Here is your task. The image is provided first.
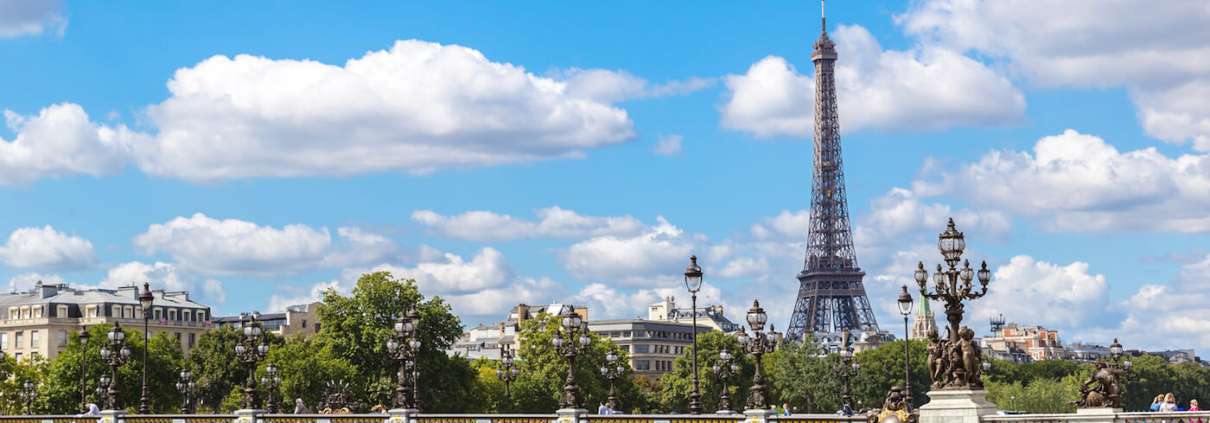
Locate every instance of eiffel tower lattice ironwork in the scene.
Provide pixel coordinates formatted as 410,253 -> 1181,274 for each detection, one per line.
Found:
786,1 -> 879,341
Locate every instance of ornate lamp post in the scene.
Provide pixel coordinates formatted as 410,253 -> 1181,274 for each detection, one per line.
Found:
138,282 -> 155,414
235,312 -> 269,409
497,343 -> 519,400
914,218 -> 992,390
600,349 -> 625,411
78,328 -> 90,412
176,369 -> 196,414
388,307 -> 421,410
836,330 -> 859,416
712,348 -> 741,414
1076,338 -> 1131,409
736,300 -> 775,411
99,322 -> 131,410
552,306 -> 591,410
262,363 -> 282,413
683,256 -> 705,414
20,380 -> 37,414
97,376 -> 112,410
896,285 -> 914,405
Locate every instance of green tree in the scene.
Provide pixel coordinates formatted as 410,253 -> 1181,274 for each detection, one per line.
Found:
316,271 -> 477,412
34,324 -> 183,413
852,340 -> 930,410
0,355 -> 49,414
764,338 -> 838,413
186,326 -> 246,412
261,334 -> 357,411
659,331 -> 750,413
511,313 -> 638,413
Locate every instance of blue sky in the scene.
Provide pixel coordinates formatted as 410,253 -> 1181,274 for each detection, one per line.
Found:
2,0 -> 1209,351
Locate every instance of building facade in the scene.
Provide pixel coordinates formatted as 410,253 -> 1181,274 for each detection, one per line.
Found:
588,319 -> 712,377
981,322 -> 1066,361
212,301 -> 323,337
0,281 -> 212,361
647,296 -> 741,333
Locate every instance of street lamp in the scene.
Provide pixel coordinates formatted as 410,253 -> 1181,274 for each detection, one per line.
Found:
683,255 -> 705,414
497,343 -> 519,400
176,369 -> 196,414
99,322 -> 131,410
78,328 -> 90,413
235,312 -> 269,409
712,348 -> 741,414
388,307 -> 421,410
737,300 -> 775,411
552,306 -> 591,409
262,363 -> 282,413
836,330 -> 859,416
600,349 -> 626,412
915,218 -> 992,390
896,285 -> 914,406
138,282 -> 155,414
20,380 -> 36,415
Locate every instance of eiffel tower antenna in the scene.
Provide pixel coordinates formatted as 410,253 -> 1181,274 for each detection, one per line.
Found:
821,0 -> 827,32
785,3 -> 879,341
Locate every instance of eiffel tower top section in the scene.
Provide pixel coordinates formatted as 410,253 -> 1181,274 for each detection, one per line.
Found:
802,0 -> 859,274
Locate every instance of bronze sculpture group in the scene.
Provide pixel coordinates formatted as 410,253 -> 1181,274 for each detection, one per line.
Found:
926,326 -> 985,390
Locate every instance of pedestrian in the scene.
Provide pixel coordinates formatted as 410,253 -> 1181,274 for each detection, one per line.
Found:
1161,393 -> 1179,412
1190,400 -> 1203,423
1152,394 -> 1166,412
782,402 -> 791,416
597,402 -> 608,415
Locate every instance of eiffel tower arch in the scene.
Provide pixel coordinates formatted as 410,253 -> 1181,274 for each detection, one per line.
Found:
785,3 -> 879,341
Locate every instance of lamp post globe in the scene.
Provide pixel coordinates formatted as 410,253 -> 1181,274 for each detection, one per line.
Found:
683,255 -> 704,414
138,282 -> 155,414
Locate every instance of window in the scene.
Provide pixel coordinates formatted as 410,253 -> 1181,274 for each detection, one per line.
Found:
8,309 -> 16,319
154,308 -> 162,320
1,332 -> 7,349
183,310 -> 192,322
30,330 -> 39,348
87,305 -> 98,318
169,309 -> 177,321
112,305 -> 121,317
20,307 -> 29,319
125,306 -> 134,319
301,319 -> 307,329
15,331 -> 24,349
633,344 -> 650,353
635,360 -> 650,371
56,330 -> 67,347
57,305 -> 68,317
314,322 -> 320,333
188,333 -> 196,349
33,306 -> 42,318
198,311 -> 206,321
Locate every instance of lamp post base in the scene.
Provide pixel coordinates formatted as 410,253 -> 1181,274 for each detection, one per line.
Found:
743,407 -> 774,423
918,390 -> 997,423
99,409 -> 125,423
388,408 -> 420,423
557,407 -> 587,423
234,408 -> 264,423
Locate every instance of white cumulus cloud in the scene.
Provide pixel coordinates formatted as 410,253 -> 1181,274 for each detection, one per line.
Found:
562,216 -> 695,286
0,103 -> 142,185
899,0 -> 1210,150
412,206 -> 643,242
721,25 -> 1023,137
0,0 -> 65,38
134,213 -> 397,276
0,225 -> 96,270
132,40 -> 636,181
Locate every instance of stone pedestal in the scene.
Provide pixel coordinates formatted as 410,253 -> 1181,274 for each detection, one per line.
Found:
234,409 -> 264,423
918,390 -> 997,423
99,410 -> 125,423
743,408 -> 774,423
556,408 -> 586,423
1073,407 -> 1121,423
388,408 -> 420,423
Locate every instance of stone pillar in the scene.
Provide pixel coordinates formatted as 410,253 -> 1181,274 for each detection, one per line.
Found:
742,408 -> 773,423
1073,407 -> 1120,423
557,407 -> 586,423
388,408 -> 420,423
918,390 -> 998,423
234,408 -> 263,423
99,410 -> 125,423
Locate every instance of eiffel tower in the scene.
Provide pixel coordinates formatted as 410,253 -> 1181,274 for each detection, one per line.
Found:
785,1 -> 879,341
